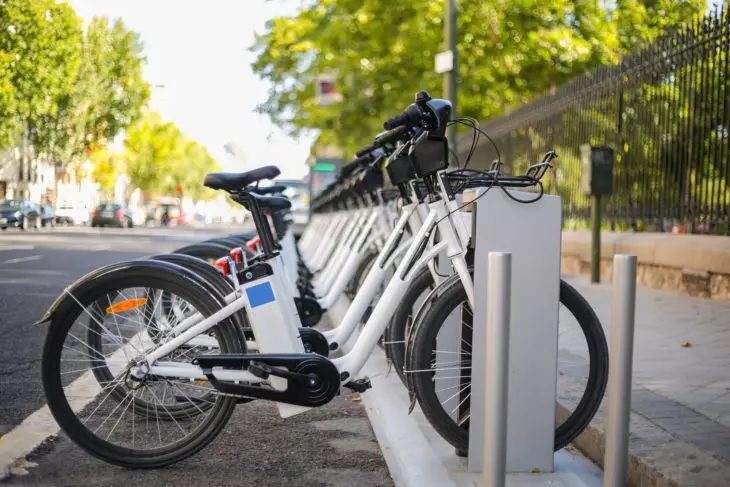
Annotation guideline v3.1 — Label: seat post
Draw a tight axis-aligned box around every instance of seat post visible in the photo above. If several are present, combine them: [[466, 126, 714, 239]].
[[245, 195, 278, 258]]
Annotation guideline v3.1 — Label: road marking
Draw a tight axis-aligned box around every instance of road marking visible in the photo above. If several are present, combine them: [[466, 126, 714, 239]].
[[0, 332, 150, 477], [91, 244, 111, 251], [0, 268, 65, 276], [0, 245, 35, 252], [2, 255, 43, 265]]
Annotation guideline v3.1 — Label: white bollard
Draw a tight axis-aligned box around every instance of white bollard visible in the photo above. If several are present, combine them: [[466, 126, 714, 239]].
[[603, 254, 637, 487], [482, 252, 512, 487]]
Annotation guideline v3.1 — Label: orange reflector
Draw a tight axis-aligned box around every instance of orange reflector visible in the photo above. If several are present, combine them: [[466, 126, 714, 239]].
[[106, 298, 147, 314], [198, 379, 207, 385]]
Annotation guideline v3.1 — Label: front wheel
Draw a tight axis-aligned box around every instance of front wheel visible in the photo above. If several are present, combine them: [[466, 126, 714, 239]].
[[407, 276, 608, 453], [41, 264, 241, 468]]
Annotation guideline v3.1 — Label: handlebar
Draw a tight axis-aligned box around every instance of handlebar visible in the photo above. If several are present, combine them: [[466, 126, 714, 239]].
[[354, 126, 409, 158]]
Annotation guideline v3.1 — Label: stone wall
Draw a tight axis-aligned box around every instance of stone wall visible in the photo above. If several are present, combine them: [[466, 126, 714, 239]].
[[561, 231, 730, 301]]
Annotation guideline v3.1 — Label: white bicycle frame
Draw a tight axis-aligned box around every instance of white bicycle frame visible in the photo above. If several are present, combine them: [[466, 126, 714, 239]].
[[135, 171, 474, 419]]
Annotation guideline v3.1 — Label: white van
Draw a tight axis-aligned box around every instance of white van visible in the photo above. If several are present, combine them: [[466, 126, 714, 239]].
[[55, 201, 91, 226]]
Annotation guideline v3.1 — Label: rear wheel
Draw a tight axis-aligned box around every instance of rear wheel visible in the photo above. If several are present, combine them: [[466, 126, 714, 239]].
[[173, 242, 231, 265], [42, 265, 242, 468]]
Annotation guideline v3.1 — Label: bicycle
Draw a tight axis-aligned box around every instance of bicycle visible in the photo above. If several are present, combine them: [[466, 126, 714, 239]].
[[37, 90, 607, 469]]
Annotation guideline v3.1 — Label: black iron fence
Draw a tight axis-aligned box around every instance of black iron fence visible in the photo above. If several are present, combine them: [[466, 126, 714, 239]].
[[460, 4, 730, 234]]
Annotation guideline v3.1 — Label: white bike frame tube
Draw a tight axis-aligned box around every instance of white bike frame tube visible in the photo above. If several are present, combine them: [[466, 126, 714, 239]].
[[318, 207, 392, 310], [144, 294, 250, 364], [317, 209, 380, 299], [322, 204, 417, 346], [318, 201, 420, 341], [299, 212, 323, 250], [331, 203, 443, 377], [308, 211, 351, 269], [322, 234, 413, 345], [281, 231, 299, 293], [315, 209, 372, 291], [312, 210, 364, 278], [333, 198, 473, 380], [299, 214, 324, 259], [304, 211, 343, 261], [312, 210, 362, 272]]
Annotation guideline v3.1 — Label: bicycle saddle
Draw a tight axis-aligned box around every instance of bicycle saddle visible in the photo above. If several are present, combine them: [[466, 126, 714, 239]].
[[245, 192, 292, 211], [203, 166, 281, 191], [251, 184, 287, 195]]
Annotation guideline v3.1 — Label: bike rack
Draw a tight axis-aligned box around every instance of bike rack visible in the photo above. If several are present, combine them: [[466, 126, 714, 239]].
[[469, 188, 562, 474], [481, 252, 512, 487], [603, 254, 637, 487], [477, 252, 638, 486]]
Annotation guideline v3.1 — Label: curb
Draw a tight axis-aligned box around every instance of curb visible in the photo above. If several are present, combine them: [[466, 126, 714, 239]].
[[557, 376, 730, 487]]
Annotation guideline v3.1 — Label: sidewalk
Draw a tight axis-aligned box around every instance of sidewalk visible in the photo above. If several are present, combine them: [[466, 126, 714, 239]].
[[559, 274, 730, 486]]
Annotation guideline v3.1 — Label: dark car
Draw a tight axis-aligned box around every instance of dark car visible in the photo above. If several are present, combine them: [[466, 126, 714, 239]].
[[91, 203, 134, 228], [0, 199, 42, 231]]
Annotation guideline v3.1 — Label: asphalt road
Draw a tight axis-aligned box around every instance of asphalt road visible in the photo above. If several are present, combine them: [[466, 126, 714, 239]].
[[0, 226, 392, 486]]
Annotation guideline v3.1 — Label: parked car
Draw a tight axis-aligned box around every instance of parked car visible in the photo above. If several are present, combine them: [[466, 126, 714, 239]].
[[0, 199, 42, 231], [40, 205, 55, 227], [55, 201, 90, 226], [90, 203, 134, 228]]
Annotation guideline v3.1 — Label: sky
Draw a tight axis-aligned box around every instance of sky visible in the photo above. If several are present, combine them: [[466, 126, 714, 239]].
[[67, 0, 315, 179]]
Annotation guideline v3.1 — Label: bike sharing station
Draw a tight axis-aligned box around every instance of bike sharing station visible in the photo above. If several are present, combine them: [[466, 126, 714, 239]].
[[335, 189, 638, 486], [16, 92, 638, 487]]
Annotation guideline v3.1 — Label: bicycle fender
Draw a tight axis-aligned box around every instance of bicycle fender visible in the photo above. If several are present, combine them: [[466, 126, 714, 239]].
[[31, 258, 216, 326]]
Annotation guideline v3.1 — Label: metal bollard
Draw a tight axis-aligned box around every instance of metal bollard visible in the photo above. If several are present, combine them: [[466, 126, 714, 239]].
[[603, 254, 637, 487], [482, 252, 512, 487]]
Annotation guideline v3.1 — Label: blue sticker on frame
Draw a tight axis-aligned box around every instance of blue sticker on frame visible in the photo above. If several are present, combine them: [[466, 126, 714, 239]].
[[246, 281, 276, 308]]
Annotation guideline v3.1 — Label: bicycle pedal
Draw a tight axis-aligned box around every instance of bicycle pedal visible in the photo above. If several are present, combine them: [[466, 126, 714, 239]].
[[343, 378, 372, 393]]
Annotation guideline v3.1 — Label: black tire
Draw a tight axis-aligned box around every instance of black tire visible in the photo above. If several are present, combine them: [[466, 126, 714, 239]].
[[86, 253, 251, 418], [385, 266, 438, 386], [42, 262, 242, 468], [173, 242, 231, 264], [202, 238, 241, 250], [408, 275, 608, 453]]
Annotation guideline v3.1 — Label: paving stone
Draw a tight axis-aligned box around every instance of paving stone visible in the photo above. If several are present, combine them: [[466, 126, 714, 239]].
[[556, 275, 730, 486]]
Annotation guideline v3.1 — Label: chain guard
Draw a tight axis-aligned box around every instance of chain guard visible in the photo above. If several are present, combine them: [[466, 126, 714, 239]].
[[195, 353, 340, 408]]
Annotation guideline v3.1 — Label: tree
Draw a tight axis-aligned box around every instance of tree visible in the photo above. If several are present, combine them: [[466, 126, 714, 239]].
[[89, 146, 119, 198], [124, 112, 220, 200], [251, 0, 705, 157], [43, 16, 150, 164], [0, 0, 82, 151]]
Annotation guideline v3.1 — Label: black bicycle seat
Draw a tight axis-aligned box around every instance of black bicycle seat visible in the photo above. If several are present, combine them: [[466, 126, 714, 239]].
[[248, 192, 292, 211], [252, 184, 287, 195], [203, 166, 281, 191]]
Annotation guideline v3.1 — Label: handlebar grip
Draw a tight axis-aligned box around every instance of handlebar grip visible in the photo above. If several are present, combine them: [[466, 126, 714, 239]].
[[374, 125, 409, 146], [351, 153, 372, 167], [355, 143, 377, 158], [383, 112, 409, 130]]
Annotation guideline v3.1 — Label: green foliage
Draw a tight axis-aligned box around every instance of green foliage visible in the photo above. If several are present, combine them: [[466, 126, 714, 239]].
[[124, 112, 220, 200], [89, 146, 118, 198], [0, 0, 82, 150], [40, 16, 151, 163], [251, 0, 705, 156], [0, 1, 149, 163], [454, 2, 723, 231]]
